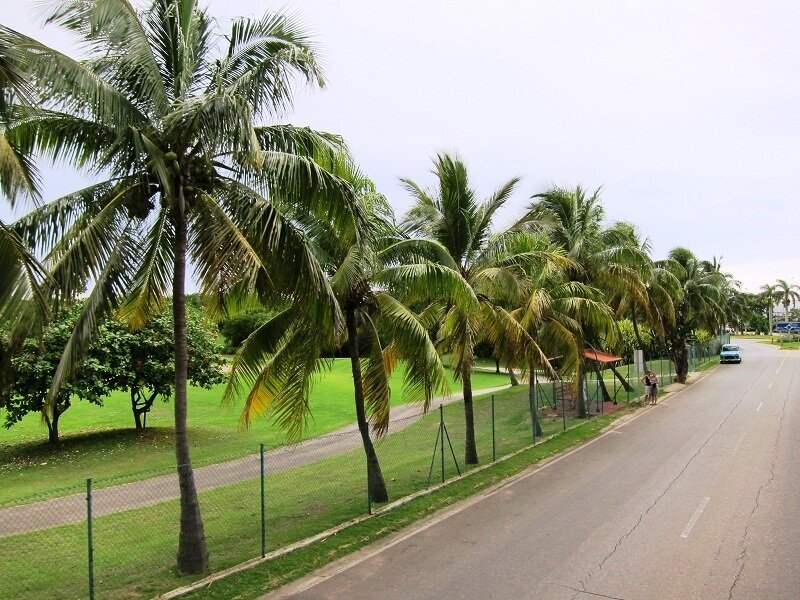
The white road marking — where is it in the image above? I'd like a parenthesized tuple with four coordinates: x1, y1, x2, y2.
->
(776, 358, 786, 375)
(768, 382, 773, 390)
(681, 497, 710, 539)
(757, 402, 763, 412)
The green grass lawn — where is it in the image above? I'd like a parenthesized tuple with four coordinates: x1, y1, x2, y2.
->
(0, 360, 508, 505)
(771, 341, 800, 350)
(1, 384, 613, 600)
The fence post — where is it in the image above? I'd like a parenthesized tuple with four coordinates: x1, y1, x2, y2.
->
(86, 478, 94, 600)
(561, 383, 567, 432)
(491, 395, 496, 462)
(439, 404, 445, 483)
(260, 443, 266, 557)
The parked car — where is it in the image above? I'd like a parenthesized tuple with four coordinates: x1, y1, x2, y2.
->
(719, 344, 742, 364)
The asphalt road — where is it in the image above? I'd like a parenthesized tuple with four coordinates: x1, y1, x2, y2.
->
(266, 339, 800, 600)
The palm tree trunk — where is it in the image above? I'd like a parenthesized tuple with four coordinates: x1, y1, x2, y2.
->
(462, 367, 479, 465)
(673, 343, 689, 383)
(593, 364, 613, 403)
(346, 305, 388, 503)
(173, 187, 208, 575)
(609, 364, 633, 392)
(631, 308, 648, 371)
(529, 359, 543, 436)
(576, 366, 587, 418)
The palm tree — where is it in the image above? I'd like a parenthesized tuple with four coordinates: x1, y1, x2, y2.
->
(3, 0, 359, 574)
(759, 283, 779, 333)
(661, 248, 726, 382)
(773, 279, 800, 323)
(507, 257, 616, 433)
(521, 186, 650, 415)
(226, 176, 475, 502)
(604, 223, 681, 374)
(401, 153, 567, 464)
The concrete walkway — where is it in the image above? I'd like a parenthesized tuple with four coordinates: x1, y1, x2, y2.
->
(0, 385, 510, 537)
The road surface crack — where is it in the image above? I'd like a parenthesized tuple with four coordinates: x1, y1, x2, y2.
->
(728, 368, 794, 600)
(563, 584, 627, 599)
(573, 362, 769, 599)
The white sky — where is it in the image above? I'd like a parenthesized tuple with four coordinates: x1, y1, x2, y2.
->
(3, 0, 799, 293)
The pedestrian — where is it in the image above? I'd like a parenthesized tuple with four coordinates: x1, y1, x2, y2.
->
(648, 370, 659, 405)
(641, 371, 652, 404)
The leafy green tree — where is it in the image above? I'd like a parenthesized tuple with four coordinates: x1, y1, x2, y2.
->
(522, 186, 650, 415)
(102, 307, 224, 430)
(218, 309, 273, 353)
(2, 0, 358, 574)
(402, 153, 566, 464)
(660, 248, 726, 382)
(228, 177, 472, 502)
(4, 304, 114, 443)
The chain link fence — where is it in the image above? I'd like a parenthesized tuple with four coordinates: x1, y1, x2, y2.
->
(1, 338, 727, 599)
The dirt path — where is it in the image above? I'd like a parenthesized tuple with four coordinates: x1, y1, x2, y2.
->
(0, 385, 510, 537)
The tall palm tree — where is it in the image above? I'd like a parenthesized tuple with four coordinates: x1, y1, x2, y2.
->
(661, 247, 726, 382)
(3, 0, 359, 574)
(402, 153, 567, 464)
(759, 283, 779, 333)
(227, 176, 475, 502)
(604, 222, 681, 374)
(521, 186, 650, 415)
(506, 255, 616, 433)
(773, 279, 800, 323)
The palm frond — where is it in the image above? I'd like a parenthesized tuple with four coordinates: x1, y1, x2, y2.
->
(376, 293, 449, 409)
(46, 218, 138, 414)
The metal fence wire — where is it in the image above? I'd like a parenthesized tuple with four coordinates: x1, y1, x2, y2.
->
(0, 338, 727, 599)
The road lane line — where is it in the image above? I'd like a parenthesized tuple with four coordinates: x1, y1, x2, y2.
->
(681, 497, 710, 538)
(768, 382, 773, 390)
(757, 402, 763, 412)
(776, 358, 786, 375)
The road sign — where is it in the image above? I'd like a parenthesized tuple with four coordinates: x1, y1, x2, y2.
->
(775, 322, 800, 332)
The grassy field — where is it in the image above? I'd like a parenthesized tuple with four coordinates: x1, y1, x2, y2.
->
(0, 360, 509, 505)
(2, 384, 609, 600)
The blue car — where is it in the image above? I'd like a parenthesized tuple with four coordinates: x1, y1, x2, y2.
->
(719, 344, 742, 364)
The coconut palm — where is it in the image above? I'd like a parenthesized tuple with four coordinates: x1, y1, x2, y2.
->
(661, 247, 726, 382)
(401, 153, 568, 464)
(773, 279, 800, 324)
(604, 222, 681, 374)
(2, 0, 359, 574)
(759, 283, 780, 333)
(227, 176, 476, 502)
(505, 252, 616, 433)
(0, 34, 49, 327)
(521, 186, 651, 415)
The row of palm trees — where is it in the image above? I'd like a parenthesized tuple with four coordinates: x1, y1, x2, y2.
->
(760, 280, 800, 331)
(0, 0, 736, 576)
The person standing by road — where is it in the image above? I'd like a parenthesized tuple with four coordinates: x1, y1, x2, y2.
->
(648, 370, 659, 404)
(641, 371, 652, 404)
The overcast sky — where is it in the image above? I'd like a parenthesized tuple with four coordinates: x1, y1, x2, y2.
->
(4, 0, 799, 293)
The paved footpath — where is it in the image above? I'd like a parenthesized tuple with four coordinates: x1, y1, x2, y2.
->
(0, 385, 510, 537)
